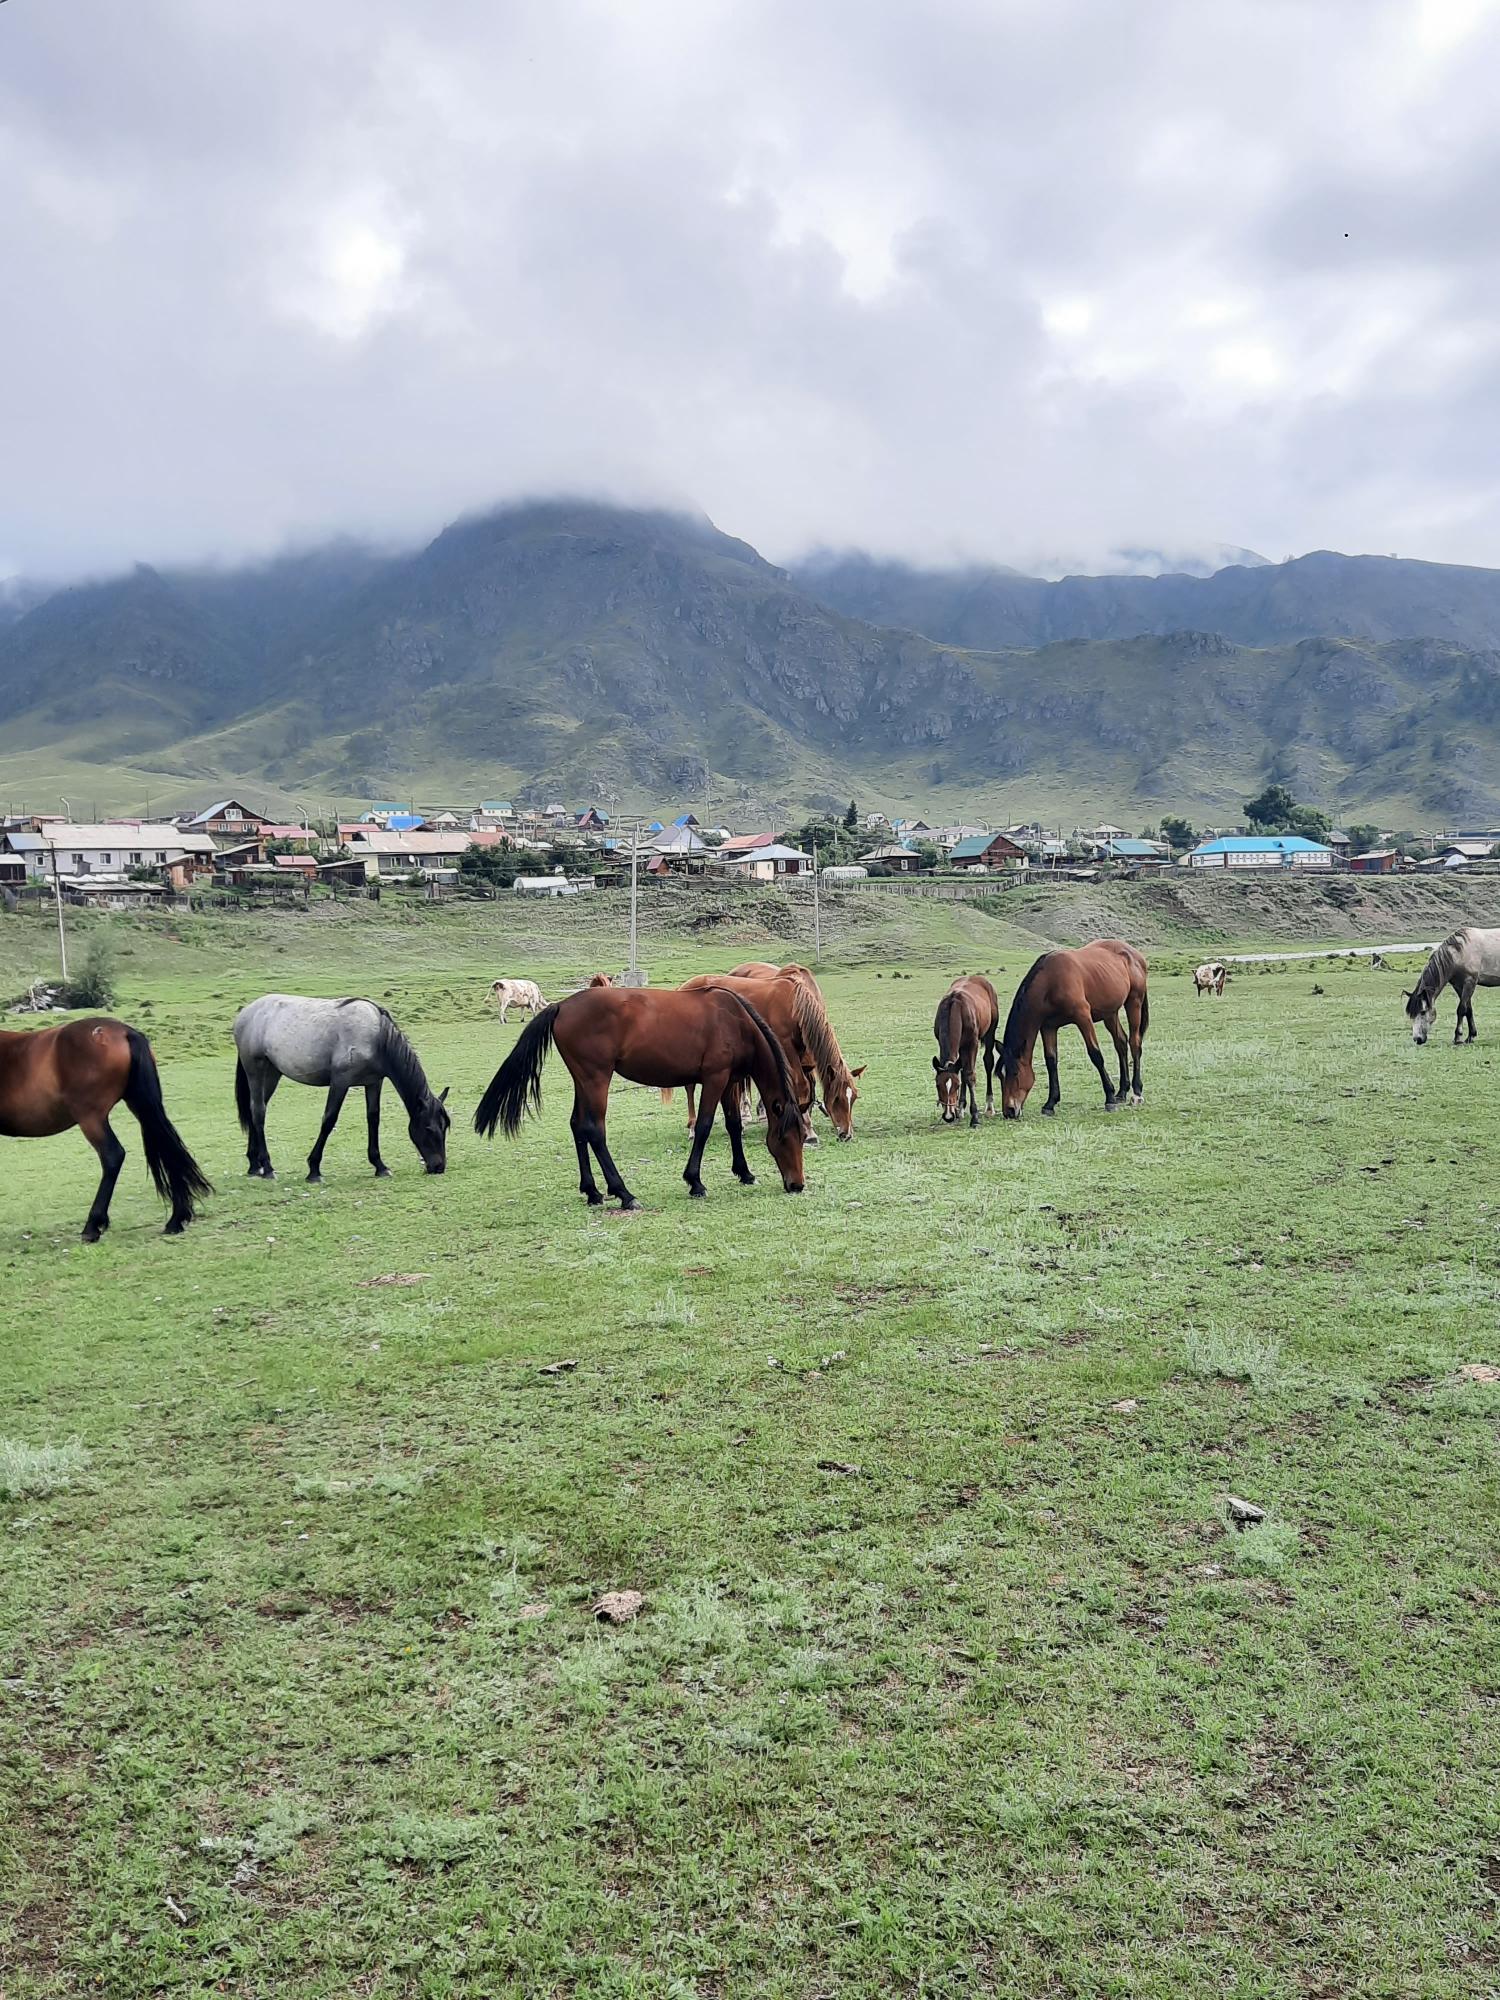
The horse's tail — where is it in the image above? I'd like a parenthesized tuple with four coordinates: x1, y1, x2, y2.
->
(1140, 984, 1150, 1036)
(124, 1028, 214, 1224)
(234, 1055, 252, 1132)
(475, 1002, 559, 1138)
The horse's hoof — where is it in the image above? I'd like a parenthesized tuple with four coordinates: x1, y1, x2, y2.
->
(1040, 1105, 1056, 1118)
(81, 1226, 101, 1244)
(1104, 1100, 1120, 1112)
(306, 1173, 322, 1184)
(163, 1220, 186, 1236)
(585, 1191, 604, 1205)
(374, 1167, 391, 1179)
(738, 1172, 756, 1185)
(619, 1197, 641, 1212)
(688, 1184, 707, 1198)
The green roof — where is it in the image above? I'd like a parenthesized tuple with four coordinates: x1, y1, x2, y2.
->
(949, 833, 1006, 860)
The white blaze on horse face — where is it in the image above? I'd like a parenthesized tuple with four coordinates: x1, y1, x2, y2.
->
(1411, 998, 1436, 1044)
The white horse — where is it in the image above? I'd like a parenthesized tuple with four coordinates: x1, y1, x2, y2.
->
(1405, 928, 1500, 1044)
(491, 978, 546, 1024)
(1192, 961, 1227, 998)
(234, 994, 450, 1180)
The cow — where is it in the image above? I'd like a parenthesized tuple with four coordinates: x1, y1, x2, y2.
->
(1192, 961, 1228, 998)
(490, 978, 546, 1024)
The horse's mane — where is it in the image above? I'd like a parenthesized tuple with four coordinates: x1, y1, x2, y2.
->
(723, 991, 801, 1131)
(1000, 954, 1056, 1068)
(361, 1004, 434, 1110)
(1410, 931, 1466, 1012)
(789, 978, 850, 1092)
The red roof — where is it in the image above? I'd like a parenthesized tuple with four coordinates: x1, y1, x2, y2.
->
(720, 831, 775, 854)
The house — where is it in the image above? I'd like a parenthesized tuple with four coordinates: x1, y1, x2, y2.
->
(177, 799, 272, 843)
(863, 812, 892, 832)
(716, 842, 812, 880)
(670, 812, 700, 829)
(470, 801, 515, 830)
(344, 828, 471, 878)
(863, 843, 924, 873)
(1101, 838, 1169, 862)
(933, 825, 990, 851)
(1186, 835, 1333, 870)
(948, 832, 1027, 871)
(260, 824, 321, 853)
(2, 822, 217, 889)
(1089, 822, 1128, 841)
(572, 808, 609, 833)
(1441, 838, 1495, 862)
(892, 818, 933, 841)
(650, 824, 707, 856)
(1348, 849, 1399, 874)
(719, 831, 776, 856)
(1327, 829, 1351, 853)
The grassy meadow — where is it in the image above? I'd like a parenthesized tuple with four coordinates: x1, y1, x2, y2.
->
(3, 890, 1500, 1997)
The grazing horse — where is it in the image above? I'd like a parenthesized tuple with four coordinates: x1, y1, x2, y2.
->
(588, 973, 614, 987)
(932, 975, 999, 1126)
(491, 977, 546, 1023)
(233, 995, 451, 1181)
(1405, 928, 1500, 1044)
(676, 967, 864, 1139)
(999, 941, 1149, 1116)
(1193, 961, 1227, 998)
(0, 1018, 212, 1241)
(474, 986, 805, 1207)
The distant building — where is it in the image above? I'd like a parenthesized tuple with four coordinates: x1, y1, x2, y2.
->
(863, 843, 924, 873)
(177, 799, 272, 843)
(716, 842, 812, 880)
(344, 828, 471, 878)
(2, 822, 217, 888)
(948, 832, 1027, 870)
(1348, 849, 1398, 874)
(719, 831, 776, 856)
(1101, 838, 1169, 861)
(1186, 835, 1332, 870)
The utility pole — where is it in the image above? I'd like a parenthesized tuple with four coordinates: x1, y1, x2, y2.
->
(811, 832, 821, 963)
(628, 819, 641, 982)
(51, 844, 68, 981)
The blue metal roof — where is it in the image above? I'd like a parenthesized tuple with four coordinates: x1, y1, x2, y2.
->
(1193, 835, 1330, 855)
(1107, 838, 1165, 857)
(385, 813, 424, 831)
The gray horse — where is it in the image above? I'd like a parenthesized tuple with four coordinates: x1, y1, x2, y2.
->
(233, 994, 450, 1181)
(1404, 928, 1500, 1044)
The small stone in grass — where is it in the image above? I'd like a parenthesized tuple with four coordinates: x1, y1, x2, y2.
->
(592, 1590, 644, 1625)
(1458, 1362, 1500, 1383)
(1224, 1494, 1266, 1529)
(538, 1359, 578, 1375)
(519, 1602, 549, 1621)
(817, 1459, 862, 1477)
(1110, 1398, 1140, 1413)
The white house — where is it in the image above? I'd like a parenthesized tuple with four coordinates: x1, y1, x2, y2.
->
(1, 822, 217, 887)
(344, 828, 471, 878)
(716, 842, 812, 881)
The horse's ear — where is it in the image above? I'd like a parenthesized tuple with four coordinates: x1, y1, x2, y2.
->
(438, 1085, 450, 1104)
(850, 1065, 866, 1079)
(932, 1055, 940, 1070)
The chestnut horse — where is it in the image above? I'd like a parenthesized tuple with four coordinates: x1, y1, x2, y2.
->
(932, 975, 999, 1126)
(998, 940, 1149, 1116)
(675, 966, 864, 1139)
(0, 1018, 212, 1241)
(474, 985, 805, 1207)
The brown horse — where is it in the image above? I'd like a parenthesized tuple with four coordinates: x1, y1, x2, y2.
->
(676, 967, 864, 1139)
(474, 985, 805, 1207)
(998, 940, 1149, 1117)
(932, 974, 999, 1125)
(0, 1018, 213, 1241)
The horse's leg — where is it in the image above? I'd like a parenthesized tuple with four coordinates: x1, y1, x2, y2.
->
(1459, 976, 1478, 1041)
(1039, 1025, 1062, 1115)
(966, 1042, 980, 1128)
(683, 1078, 726, 1197)
(306, 1080, 350, 1182)
(365, 1079, 390, 1176)
(723, 1085, 755, 1184)
(580, 1079, 636, 1209)
(800, 1065, 819, 1145)
(247, 1065, 278, 1177)
(569, 1083, 602, 1205)
(1104, 1011, 1130, 1100)
(78, 1112, 127, 1243)
(1126, 992, 1145, 1102)
(684, 1082, 698, 1132)
(982, 1029, 997, 1117)
(1075, 1012, 1118, 1108)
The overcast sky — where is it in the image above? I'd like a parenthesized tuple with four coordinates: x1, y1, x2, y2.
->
(6, 0, 1500, 581)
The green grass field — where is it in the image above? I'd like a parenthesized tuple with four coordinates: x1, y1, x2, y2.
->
(4, 896, 1500, 1997)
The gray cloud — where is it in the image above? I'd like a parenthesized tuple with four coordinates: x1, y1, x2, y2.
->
(6, 0, 1500, 580)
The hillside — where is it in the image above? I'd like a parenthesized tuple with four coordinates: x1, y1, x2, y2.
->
(6, 502, 1500, 822)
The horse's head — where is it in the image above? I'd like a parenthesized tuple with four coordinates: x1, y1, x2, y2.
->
(1000, 1045, 1033, 1117)
(1404, 987, 1436, 1045)
(824, 1063, 865, 1140)
(764, 1092, 806, 1192)
(411, 1085, 451, 1172)
(933, 1055, 964, 1123)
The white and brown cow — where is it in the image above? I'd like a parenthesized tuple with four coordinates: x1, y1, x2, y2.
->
(1192, 961, 1228, 998)
(490, 978, 546, 1024)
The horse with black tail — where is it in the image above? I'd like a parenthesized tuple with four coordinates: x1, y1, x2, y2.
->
(1404, 928, 1500, 1044)
(933, 975, 999, 1126)
(999, 940, 1149, 1117)
(474, 985, 806, 1208)
(233, 994, 450, 1182)
(0, 1018, 213, 1241)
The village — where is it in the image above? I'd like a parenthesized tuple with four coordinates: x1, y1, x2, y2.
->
(1, 794, 1496, 907)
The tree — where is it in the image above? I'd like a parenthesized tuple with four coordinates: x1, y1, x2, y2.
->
(1160, 814, 1196, 851)
(1243, 784, 1331, 842)
(1344, 823, 1384, 856)
(843, 800, 858, 830)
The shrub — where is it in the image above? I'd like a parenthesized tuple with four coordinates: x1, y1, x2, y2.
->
(61, 935, 116, 1010)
